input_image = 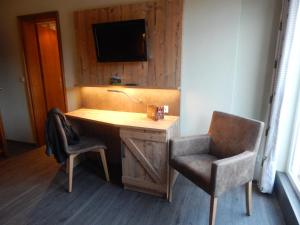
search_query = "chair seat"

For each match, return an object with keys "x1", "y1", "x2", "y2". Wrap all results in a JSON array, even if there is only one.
[
  {"x1": 67, "y1": 136, "x2": 107, "y2": 154},
  {"x1": 170, "y1": 154, "x2": 218, "y2": 193}
]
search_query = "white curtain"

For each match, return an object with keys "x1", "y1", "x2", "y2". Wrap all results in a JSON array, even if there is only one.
[{"x1": 259, "y1": 0, "x2": 300, "y2": 193}]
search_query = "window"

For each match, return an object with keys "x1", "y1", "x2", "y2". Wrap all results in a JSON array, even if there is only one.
[
  {"x1": 287, "y1": 95, "x2": 300, "y2": 198},
  {"x1": 285, "y1": 1, "x2": 300, "y2": 198}
]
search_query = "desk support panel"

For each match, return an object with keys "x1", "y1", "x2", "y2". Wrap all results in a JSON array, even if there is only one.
[{"x1": 120, "y1": 121, "x2": 179, "y2": 198}]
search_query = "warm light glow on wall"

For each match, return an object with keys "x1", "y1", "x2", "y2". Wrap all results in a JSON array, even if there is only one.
[
  {"x1": 80, "y1": 86, "x2": 180, "y2": 116},
  {"x1": 37, "y1": 21, "x2": 57, "y2": 31}
]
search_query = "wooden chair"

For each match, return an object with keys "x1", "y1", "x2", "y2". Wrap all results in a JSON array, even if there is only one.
[
  {"x1": 54, "y1": 115, "x2": 110, "y2": 192},
  {"x1": 169, "y1": 111, "x2": 264, "y2": 225}
]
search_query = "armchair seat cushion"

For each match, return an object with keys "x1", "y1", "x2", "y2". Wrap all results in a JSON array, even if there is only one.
[
  {"x1": 170, "y1": 154, "x2": 218, "y2": 193},
  {"x1": 67, "y1": 136, "x2": 107, "y2": 154}
]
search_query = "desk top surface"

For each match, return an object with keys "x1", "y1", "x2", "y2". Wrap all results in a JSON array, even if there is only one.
[{"x1": 66, "y1": 108, "x2": 179, "y2": 131}]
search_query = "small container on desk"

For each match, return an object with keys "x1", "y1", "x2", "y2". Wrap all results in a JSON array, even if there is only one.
[{"x1": 147, "y1": 105, "x2": 164, "y2": 121}]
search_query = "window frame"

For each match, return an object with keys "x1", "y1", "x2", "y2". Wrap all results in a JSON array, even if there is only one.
[{"x1": 287, "y1": 89, "x2": 300, "y2": 200}]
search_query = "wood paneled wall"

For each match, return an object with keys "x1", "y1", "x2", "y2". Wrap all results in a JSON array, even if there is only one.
[{"x1": 74, "y1": 0, "x2": 183, "y2": 89}]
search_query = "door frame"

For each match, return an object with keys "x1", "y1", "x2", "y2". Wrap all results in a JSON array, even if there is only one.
[
  {"x1": 0, "y1": 112, "x2": 8, "y2": 156},
  {"x1": 18, "y1": 11, "x2": 67, "y2": 145}
]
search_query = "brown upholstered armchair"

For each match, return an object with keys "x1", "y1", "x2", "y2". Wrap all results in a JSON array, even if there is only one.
[{"x1": 169, "y1": 111, "x2": 264, "y2": 225}]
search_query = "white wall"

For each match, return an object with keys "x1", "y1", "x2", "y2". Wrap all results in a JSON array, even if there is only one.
[
  {"x1": 181, "y1": 0, "x2": 281, "y2": 136},
  {"x1": 0, "y1": 0, "x2": 281, "y2": 143},
  {"x1": 181, "y1": 0, "x2": 242, "y2": 135},
  {"x1": 232, "y1": 0, "x2": 281, "y2": 119}
]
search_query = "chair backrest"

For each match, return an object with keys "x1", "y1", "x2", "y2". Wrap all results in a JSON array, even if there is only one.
[
  {"x1": 208, "y1": 111, "x2": 264, "y2": 158},
  {"x1": 53, "y1": 114, "x2": 69, "y2": 154}
]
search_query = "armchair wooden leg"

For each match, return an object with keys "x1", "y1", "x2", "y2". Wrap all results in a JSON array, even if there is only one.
[
  {"x1": 168, "y1": 168, "x2": 173, "y2": 202},
  {"x1": 99, "y1": 149, "x2": 110, "y2": 182},
  {"x1": 68, "y1": 154, "x2": 76, "y2": 193},
  {"x1": 246, "y1": 181, "x2": 252, "y2": 216},
  {"x1": 209, "y1": 196, "x2": 218, "y2": 225}
]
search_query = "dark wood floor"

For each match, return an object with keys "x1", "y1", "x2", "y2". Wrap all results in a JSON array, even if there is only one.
[
  {"x1": 4, "y1": 140, "x2": 36, "y2": 157},
  {"x1": 0, "y1": 148, "x2": 285, "y2": 225}
]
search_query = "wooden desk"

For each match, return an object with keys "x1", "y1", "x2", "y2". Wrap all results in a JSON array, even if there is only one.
[
  {"x1": 66, "y1": 108, "x2": 179, "y2": 198},
  {"x1": 66, "y1": 108, "x2": 179, "y2": 131}
]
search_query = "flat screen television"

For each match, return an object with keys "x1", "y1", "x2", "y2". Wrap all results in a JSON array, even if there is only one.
[{"x1": 92, "y1": 19, "x2": 148, "y2": 62}]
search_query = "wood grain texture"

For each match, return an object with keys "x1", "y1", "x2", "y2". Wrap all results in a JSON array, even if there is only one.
[
  {"x1": 167, "y1": 120, "x2": 180, "y2": 200},
  {"x1": 0, "y1": 113, "x2": 7, "y2": 156},
  {"x1": 66, "y1": 108, "x2": 179, "y2": 187},
  {"x1": 246, "y1": 181, "x2": 253, "y2": 216},
  {"x1": 36, "y1": 23, "x2": 66, "y2": 112},
  {"x1": 0, "y1": 149, "x2": 286, "y2": 225},
  {"x1": 74, "y1": 0, "x2": 183, "y2": 88},
  {"x1": 66, "y1": 108, "x2": 179, "y2": 131},
  {"x1": 68, "y1": 154, "x2": 77, "y2": 192},
  {"x1": 121, "y1": 128, "x2": 168, "y2": 196},
  {"x1": 18, "y1": 12, "x2": 67, "y2": 146},
  {"x1": 99, "y1": 149, "x2": 110, "y2": 182},
  {"x1": 20, "y1": 20, "x2": 48, "y2": 145},
  {"x1": 80, "y1": 86, "x2": 180, "y2": 116},
  {"x1": 120, "y1": 119, "x2": 179, "y2": 198},
  {"x1": 68, "y1": 118, "x2": 122, "y2": 185},
  {"x1": 210, "y1": 196, "x2": 218, "y2": 225}
]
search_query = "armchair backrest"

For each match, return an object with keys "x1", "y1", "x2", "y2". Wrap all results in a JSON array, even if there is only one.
[{"x1": 208, "y1": 111, "x2": 264, "y2": 158}]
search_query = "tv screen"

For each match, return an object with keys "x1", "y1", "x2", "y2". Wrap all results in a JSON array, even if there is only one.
[{"x1": 92, "y1": 19, "x2": 147, "y2": 62}]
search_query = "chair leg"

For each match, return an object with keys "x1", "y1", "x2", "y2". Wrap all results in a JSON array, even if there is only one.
[
  {"x1": 246, "y1": 181, "x2": 252, "y2": 216},
  {"x1": 99, "y1": 149, "x2": 110, "y2": 182},
  {"x1": 209, "y1": 196, "x2": 218, "y2": 225},
  {"x1": 168, "y1": 168, "x2": 173, "y2": 202},
  {"x1": 66, "y1": 159, "x2": 69, "y2": 174},
  {"x1": 68, "y1": 154, "x2": 75, "y2": 193}
]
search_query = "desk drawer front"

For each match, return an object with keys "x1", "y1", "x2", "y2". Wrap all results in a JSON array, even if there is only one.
[{"x1": 120, "y1": 129, "x2": 167, "y2": 142}]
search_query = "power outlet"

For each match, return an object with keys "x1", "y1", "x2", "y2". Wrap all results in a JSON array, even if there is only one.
[{"x1": 163, "y1": 105, "x2": 169, "y2": 114}]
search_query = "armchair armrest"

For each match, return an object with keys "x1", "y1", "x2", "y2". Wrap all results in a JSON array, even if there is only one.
[
  {"x1": 211, "y1": 151, "x2": 257, "y2": 196},
  {"x1": 170, "y1": 134, "x2": 211, "y2": 159}
]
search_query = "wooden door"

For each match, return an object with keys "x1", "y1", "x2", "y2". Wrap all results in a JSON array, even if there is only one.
[
  {"x1": 0, "y1": 112, "x2": 7, "y2": 156},
  {"x1": 120, "y1": 128, "x2": 168, "y2": 196},
  {"x1": 20, "y1": 20, "x2": 48, "y2": 145},
  {"x1": 36, "y1": 22, "x2": 66, "y2": 111},
  {"x1": 19, "y1": 12, "x2": 66, "y2": 146}
]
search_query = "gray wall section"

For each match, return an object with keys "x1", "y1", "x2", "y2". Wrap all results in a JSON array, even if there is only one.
[
  {"x1": 181, "y1": 0, "x2": 281, "y2": 135},
  {"x1": 0, "y1": 18, "x2": 35, "y2": 142},
  {"x1": 0, "y1": 0, "x2": 281, "y2": 143},
  {"x1": 181, "y1": 0, "x2": 242, "y2": 135},
  {"x1": 232, "y1": 0, "x2": 281, "y2": 119}
]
